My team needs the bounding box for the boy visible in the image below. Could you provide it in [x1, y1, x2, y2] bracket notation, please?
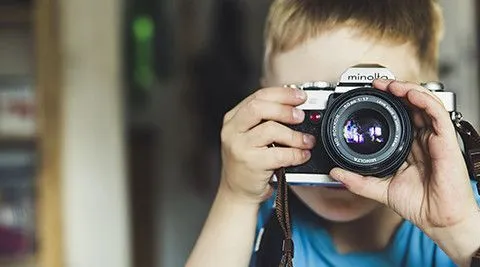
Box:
[186, 0, 480, 266]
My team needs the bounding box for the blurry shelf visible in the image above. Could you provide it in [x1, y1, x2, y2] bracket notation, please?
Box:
[0, 3, 32, 26]
[0, 136, 34, 141]
[0, 256, 35, 267]
[0, 136, 36, 149]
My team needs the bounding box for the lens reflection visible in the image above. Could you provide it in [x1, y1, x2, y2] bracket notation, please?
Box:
[342, 109, 389, 155]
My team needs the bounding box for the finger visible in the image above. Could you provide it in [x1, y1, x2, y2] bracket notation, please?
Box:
[372, 78, 395, 91]
[373, 80, 454, 137]
[223, 87, 307, 123]
[246, 120, 316, 148]
[410, 108, 433, 130]
[409, 137, 428, 165]
[330, 168, 390, 205]
[373, 80, 440, 130]
[228, 99, 305, 133]
[260, 147, 311, 170]
[412, 109, 426, 128]
[406, 90, 456, 138]
[397, 160, 410, 174]
[373, 79, 443, 104]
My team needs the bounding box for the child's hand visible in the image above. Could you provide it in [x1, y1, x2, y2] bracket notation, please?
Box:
[219, 87, 316, 204]
[330, 79, 480, 266]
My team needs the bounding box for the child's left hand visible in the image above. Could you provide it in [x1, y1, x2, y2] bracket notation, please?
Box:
[330, 79, 480, 267]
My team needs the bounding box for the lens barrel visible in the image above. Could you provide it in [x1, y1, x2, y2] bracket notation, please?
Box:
[321, 88, 413, 177]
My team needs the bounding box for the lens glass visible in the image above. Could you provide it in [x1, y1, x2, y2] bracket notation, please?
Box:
[342, 109, 390, 155]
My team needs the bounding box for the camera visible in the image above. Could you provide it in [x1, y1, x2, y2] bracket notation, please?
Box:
[274, 64, 457, 186]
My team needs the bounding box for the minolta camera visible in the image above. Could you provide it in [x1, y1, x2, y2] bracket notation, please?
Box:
[276, 64, 456, 186]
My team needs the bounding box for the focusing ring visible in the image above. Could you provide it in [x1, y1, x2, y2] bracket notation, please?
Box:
[320, 88, 413, 177]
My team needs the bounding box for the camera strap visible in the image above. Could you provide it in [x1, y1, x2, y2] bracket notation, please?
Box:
[453, 113, 480, 193]
[273, 114, 480, 267]
[273, 167, 294, 267]
[454, 116, 480, 267]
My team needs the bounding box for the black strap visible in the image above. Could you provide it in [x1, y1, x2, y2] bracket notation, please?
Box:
[455, 118, 480, 267]
[273, 168, 294, 267]
[473, 249, 480, 267]
[255, 210, 284, 267]
[255, 190, 300, 267]
[453, 114, 480, 193]
[470, 249, 480, 267]
[440, 113, 480, 267]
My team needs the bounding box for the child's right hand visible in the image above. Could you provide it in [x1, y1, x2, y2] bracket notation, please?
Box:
[219, 87, 316, 205]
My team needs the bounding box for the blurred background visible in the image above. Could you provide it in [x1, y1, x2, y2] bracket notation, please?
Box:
[0, 0, 478, 267]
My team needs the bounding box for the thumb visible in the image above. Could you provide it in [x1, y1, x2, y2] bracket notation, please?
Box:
[330, 168, 390, 205]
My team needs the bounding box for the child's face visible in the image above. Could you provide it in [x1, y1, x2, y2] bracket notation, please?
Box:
[268, 26, 424, 222]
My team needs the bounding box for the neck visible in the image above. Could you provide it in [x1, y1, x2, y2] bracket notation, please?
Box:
[324, 207, 404, 254]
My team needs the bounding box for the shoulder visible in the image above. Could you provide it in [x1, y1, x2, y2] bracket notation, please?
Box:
[388, 180, 479, 266]
[392, 221, 455, 267]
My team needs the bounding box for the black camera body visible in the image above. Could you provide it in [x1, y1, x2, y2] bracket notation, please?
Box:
[275, 64, 456, 186]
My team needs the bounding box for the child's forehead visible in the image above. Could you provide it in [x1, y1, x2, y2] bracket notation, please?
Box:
[268, 27, 422, 86]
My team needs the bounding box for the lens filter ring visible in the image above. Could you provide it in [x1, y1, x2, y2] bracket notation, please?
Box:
[321, 88, 413, 177]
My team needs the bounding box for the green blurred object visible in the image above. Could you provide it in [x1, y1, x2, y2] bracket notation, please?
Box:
[132, 15, 155, 92]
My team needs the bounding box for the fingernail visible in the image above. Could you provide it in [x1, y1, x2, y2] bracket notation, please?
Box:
[303, 150, 311, 158]
[295, 89, 307, 100]
[293, 108, 305, 121]
[303, 134, 315, 146]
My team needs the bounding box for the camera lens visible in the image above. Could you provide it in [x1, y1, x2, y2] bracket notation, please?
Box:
[342, 109, 390, 155]
[321, 88, 413, 177]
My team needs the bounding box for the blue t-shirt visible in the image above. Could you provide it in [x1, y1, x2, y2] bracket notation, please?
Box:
[250, 181, 480, 267]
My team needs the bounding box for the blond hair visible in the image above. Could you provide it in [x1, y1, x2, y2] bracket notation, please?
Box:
[264, 0, 444, 77]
